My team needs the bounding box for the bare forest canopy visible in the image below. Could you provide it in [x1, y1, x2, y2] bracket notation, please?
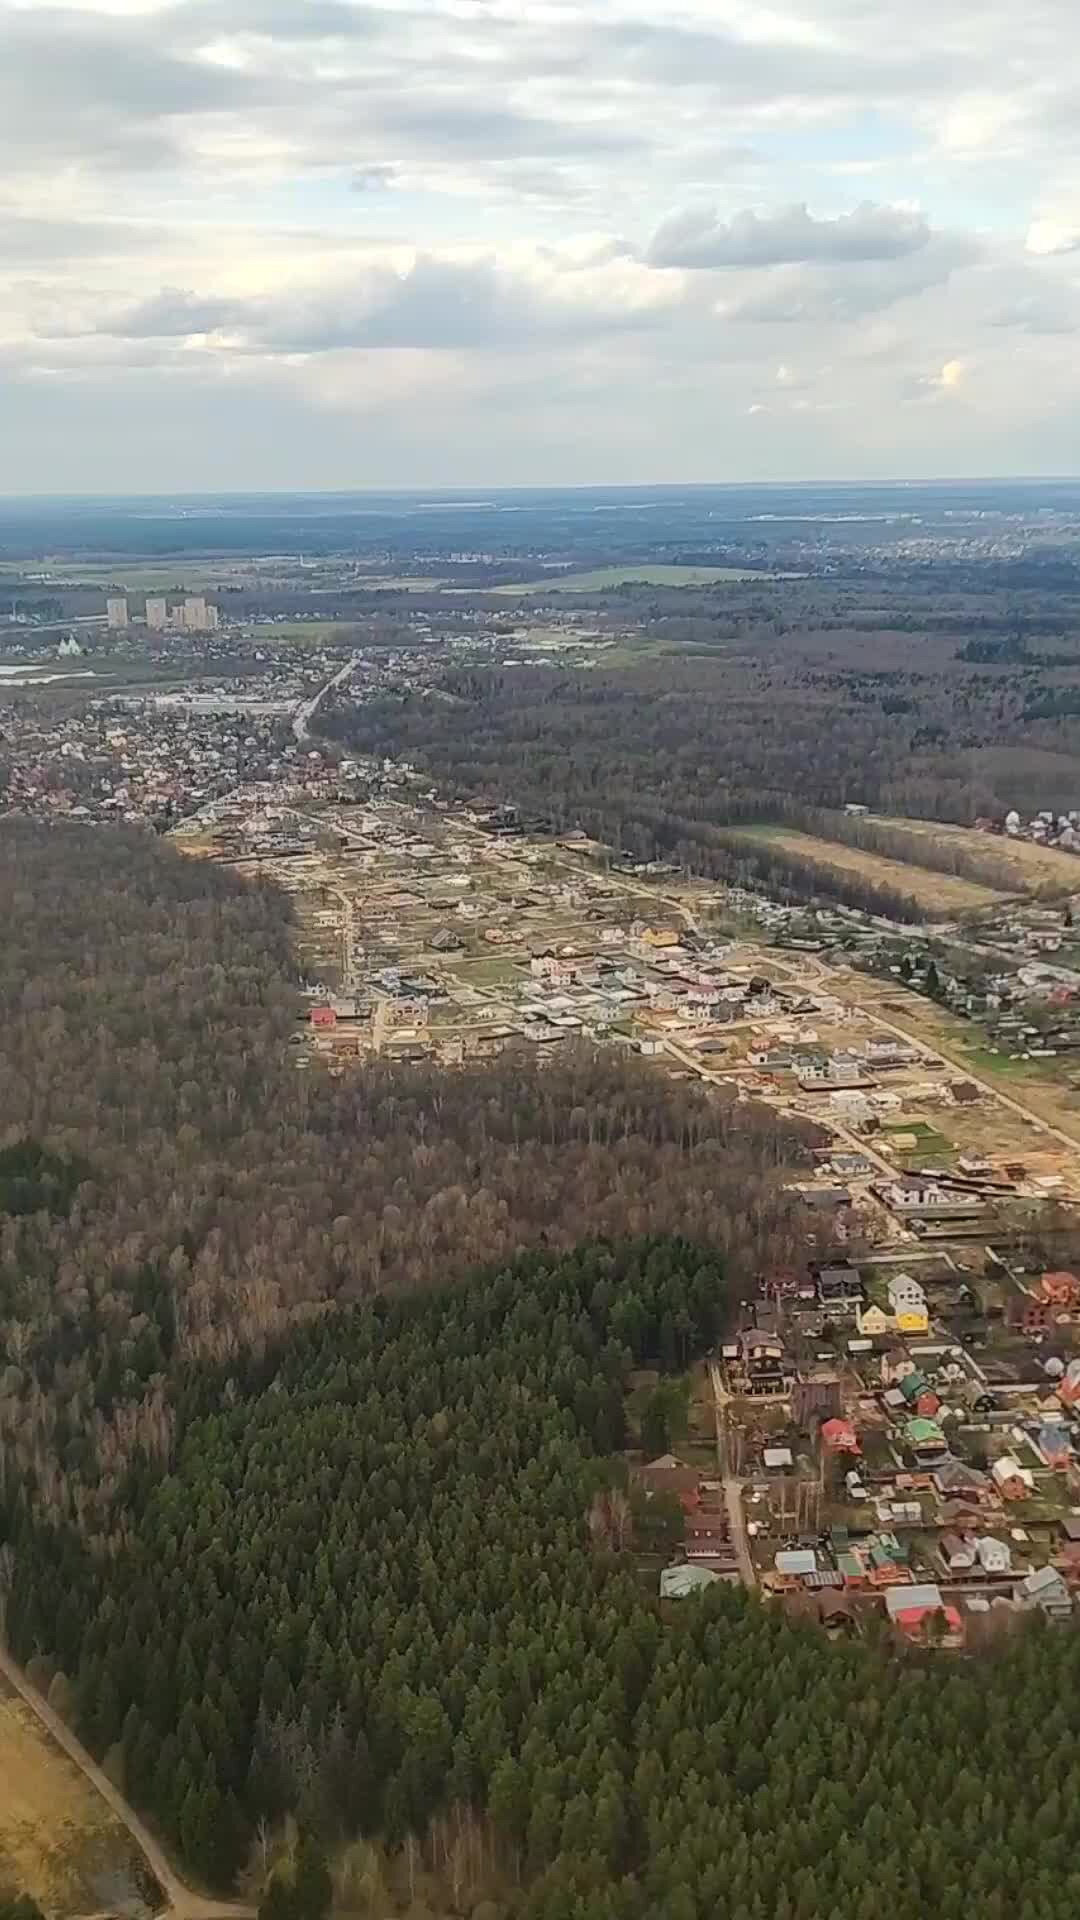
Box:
[0, 821, 818, 1523]
[320, 640, 1080, 918]
[6, 1240, 1080, 1920]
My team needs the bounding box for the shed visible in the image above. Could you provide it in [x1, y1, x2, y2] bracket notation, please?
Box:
[885, 1581, 943, 1618]
[763, 1447, 794, 1471]
[775, 1548, 818, 1577]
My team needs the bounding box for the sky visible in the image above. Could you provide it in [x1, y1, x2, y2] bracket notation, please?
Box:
[3, 0, 1080, 491]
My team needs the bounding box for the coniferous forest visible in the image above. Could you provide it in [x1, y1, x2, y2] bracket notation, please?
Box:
[7, 1241, 1080, 1920]
[3, 822, 1080, 1920]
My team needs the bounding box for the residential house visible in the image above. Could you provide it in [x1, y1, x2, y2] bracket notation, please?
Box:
[992, 1455, 1035, 1500]
[639, 1455, 702, 1511]
[905, 1416, 948, 1462]
[939, 1532, 976, 1574]
[975, 1536, 1012, 1575]
[857, 1301, 893, 1338]
[737, 1329, 788, 1397]
[885, 1583, 965, 1646]
[1021, 1564, 1073, 1619]
[821, 1417, 861, 1455]
[934, 1459, 992, 1505]
[1040, 1270, 1080, 1312]
[888, 1273, 930, 1334]
[882, 1348, 918, 1387]
[815, 1262, 864, 1317]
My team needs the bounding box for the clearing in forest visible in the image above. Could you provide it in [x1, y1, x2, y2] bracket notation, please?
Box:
[727, 826, 1006, 913]
[873, 816, 1080, 898]
[0, 1676, 148, 1915]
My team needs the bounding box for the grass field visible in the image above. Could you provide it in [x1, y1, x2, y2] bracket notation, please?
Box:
[0, 1677, 148, 1914]
[729, 826, 1006, 912]
[874, 816, 1080, 898]
[490, 564, 780, 595]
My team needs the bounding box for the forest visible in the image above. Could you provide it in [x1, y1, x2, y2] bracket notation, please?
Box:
[0, 820, 817, 1523]
[3, 816, 1080, 1920]
[6, 1237, 1080, 1920]
[319, 631, 1080, 916]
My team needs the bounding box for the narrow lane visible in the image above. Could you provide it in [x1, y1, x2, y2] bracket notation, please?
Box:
[0, 1646, 255, 1920]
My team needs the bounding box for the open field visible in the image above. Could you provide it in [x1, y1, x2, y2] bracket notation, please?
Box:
[872, 815, 1080, 897]
[351, 575, 447, 590]
[0, 1675, 149, 1915]
[490, 564, 782, 594]
[727, 825, 1007, 913]
[0, 560, 254, 592]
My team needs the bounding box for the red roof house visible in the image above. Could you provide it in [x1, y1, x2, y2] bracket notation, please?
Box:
[821, 1418, 861, 1455]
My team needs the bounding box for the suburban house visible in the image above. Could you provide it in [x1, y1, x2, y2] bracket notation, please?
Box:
[857, 1302, 893, 1338]
[975, 1536, 1011, 1575]
[939, 1532, 976, 1573]
[992, 1455, 1035, 1500]
[1039, 1270, 1080, 1312]
[905, 1416, 948, 1462]
[815, 1262, 864, 1317]
[736, 1329, 788, 1397]
[885, 1583, 965, 1646]
[887, 1273, 930, 1334]
[934, 1459, 992, 1504]
[821, 1417, 861, 1455]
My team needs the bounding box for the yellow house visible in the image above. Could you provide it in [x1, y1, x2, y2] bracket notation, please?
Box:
[642, 926, 680, 948]
[857, 1302, 893, 1338]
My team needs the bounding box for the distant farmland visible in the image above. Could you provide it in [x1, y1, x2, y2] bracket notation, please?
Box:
[871, 816, 1080, 899]
[491, 564, 783, 594]
[726, 825, 1008, 914]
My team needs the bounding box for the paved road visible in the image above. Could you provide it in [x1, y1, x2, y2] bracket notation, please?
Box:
[0, 1647, 255, 1920]
[292, 653, 360, 743]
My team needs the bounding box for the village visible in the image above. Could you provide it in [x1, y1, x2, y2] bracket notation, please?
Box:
[170, 777, 1080, 1649]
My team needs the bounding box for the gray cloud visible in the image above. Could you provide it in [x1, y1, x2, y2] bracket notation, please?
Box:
[78, 255, 669, 354]
[715, 234, 978, 322]
[649, 202, 932, 270]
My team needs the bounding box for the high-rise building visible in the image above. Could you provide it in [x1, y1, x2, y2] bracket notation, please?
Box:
[106, 595, 129, 630]
[145, 596, 168, 630]
[181, 595, 219, 633]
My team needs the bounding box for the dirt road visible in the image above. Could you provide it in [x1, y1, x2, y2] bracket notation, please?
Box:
[710, 1364, 757, 1590]
[0, 1647, 255, 1920]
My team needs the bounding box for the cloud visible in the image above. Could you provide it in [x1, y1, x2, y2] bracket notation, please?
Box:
[1, 0, 1080, 486]
[69, 250, 683, 355]
[648, 201, 931, 269]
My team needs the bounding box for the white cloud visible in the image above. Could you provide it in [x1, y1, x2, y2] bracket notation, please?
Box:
[1, 0, 1080, 484]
